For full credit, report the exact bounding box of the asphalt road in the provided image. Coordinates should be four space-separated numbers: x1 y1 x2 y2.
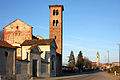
55 72 119 80
36 71 120 80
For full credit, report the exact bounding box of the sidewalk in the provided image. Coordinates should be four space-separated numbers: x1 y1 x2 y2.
35 74 89 80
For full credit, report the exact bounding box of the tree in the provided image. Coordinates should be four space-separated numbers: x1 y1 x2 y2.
0 29 3 41
68 50 75 69
76 51 84 72
83 57 92 69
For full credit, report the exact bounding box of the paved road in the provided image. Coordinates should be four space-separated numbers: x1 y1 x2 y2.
36 71 120 80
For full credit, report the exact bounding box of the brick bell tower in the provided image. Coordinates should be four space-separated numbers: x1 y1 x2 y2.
49 5 64 75
49 5 64 54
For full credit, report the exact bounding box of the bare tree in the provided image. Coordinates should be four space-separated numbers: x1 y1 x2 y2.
0 29 4 40
83 57 92 69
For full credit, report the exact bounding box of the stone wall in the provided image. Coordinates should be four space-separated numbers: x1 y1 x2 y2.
16 61 31 80
16 61 29 74
41 63 49 77
50 43 56 77
0 75 16 80
0 47 16 75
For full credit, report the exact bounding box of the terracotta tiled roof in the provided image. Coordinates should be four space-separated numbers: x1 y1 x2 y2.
102 63 112 66
0 40 17 49
29 44 38 50
21 39 54 46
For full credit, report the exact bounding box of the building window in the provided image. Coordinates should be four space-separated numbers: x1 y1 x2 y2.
56 20 58 26
7 35 10 40
56 10 59 15
26 52 29 60
53 20 55 26
53 9 55 15
5 51 8 57
52 60 54 70
19 33 20 36
55 36 56 39
16 26 19 30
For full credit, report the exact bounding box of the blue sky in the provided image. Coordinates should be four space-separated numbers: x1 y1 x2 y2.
0 0 120 64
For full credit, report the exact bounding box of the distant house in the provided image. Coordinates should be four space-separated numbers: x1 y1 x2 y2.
112 62 120 67
0 40 16 79
91 62 97 69
101 63 112 69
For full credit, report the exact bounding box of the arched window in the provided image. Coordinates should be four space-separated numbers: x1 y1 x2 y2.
16 26 19 30
56 10 59 15
56 20 58 26
53 9 55 15
55 36 56 39
53 20 55 26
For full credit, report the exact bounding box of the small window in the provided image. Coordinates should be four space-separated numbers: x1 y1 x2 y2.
16 26 19 30
55 36 56 39
5 51 8 57
56 20 58 26
26 52 29 60
53 20 55 26
53 9 55 15
56 10 59 15
52 61 54 70
15 33 17 36
19 33 20 36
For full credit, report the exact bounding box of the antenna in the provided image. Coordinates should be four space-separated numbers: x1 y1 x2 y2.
118 43 120 66
108 51 109 64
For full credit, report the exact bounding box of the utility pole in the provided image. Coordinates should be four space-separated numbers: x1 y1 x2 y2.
118 43 120 66
108 51 109 64
108 51 110 68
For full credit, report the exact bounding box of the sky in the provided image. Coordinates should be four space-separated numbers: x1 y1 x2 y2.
0 0 120 65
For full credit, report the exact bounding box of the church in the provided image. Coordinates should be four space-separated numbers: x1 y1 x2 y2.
0 5 64 80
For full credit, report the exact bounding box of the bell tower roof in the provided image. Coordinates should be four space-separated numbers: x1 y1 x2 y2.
49 5 64 11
